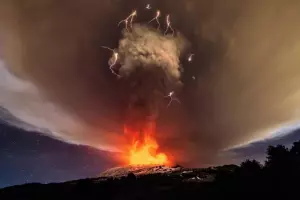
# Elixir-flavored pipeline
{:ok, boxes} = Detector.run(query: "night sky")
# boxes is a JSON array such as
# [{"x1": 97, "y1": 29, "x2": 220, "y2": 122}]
[{"x1": 0, "y1": 122, "x2": 116, "y2": 188}]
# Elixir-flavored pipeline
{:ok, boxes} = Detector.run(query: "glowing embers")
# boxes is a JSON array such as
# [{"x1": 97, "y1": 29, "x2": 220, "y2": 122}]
[{"x1": 124, "y1": 124, "x2": 169, "y2": 166}]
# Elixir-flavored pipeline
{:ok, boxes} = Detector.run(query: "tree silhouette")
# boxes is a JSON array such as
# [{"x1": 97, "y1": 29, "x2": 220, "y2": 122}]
[
  {"x1": 265, "y1": 145, "x2": 289, "y2": 169},
  {"x1": 290, "y1": 141, "x2": 300, "y2": 156},
  {"x1": 240, "y1": 159, "x2": 262, "y2": 173},
  {"x1": 238, "y1": 159, "x2": 263, "y2": 191},
  {"x1": 289, "y1": 141, "x2": 300, "y2": 178}
]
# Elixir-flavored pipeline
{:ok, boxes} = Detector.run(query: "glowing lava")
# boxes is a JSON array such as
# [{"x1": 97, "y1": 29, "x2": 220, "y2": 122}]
[
  {"x1": 129, "y1": 135, "x2": 168, "y2": 165},
  {"x1": 124, "y1": 123, "x2": 169, "y2": 166}
]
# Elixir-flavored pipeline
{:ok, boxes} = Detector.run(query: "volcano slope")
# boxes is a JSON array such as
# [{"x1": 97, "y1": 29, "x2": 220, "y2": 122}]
[
  {"x1": 0, "y1": 165, "x2": 219, "y2": 200},
  {"x1": 1, "y1": 158, "x2": 300, "y2": 199},
  {"x1": 0, "y1": 161, "x2": 288, "y2": 200}
]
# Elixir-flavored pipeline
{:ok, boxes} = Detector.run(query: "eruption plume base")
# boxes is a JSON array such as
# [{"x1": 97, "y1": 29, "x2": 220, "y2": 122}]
[{"x1": 124, "y1": 123, "x2": 170, "y2": 166}]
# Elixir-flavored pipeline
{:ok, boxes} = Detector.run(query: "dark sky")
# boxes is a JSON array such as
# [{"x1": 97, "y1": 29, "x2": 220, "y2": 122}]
[{"x1": 0, "y1": 122, "x2": 116, "y2": 188}]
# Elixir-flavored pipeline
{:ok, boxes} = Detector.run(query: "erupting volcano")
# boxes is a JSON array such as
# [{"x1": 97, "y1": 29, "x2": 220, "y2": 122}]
[
  {"x1": 105, "y1": 24, "x2": 186, "y2": 166},
  {"x1": 124, "y1": 123, "x2": 170, "y2": 166}
]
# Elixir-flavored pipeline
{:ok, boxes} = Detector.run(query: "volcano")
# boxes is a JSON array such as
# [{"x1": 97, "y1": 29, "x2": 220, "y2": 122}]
[
  {"x1": 98, "y1": 164, "x2": 215, "y2": 183},
  {"x1": 99, "y1": 165, "x2": 182, "y2": 178},
  {"x1": 0, "y1": 164, "x2": 222, "y2": 200}
]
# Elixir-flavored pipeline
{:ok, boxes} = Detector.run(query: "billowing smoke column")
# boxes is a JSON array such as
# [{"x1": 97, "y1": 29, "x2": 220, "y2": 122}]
[
  {"x1": 107, "y1": 24, "x2": 187, "y2": 165},
  {"x1": 111, "y1": 24, "x2": 186, "y2": 132}
]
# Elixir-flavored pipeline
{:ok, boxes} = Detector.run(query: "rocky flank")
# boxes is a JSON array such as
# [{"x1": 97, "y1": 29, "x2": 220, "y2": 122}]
[{"x1": 0, "y1": 165, "x2": 221, "y2": 200}]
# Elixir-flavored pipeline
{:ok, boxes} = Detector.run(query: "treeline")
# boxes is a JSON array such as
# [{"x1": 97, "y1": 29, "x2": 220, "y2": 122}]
[{"x1": 212, "y1": 140, "x2": 300, "y2": 198}]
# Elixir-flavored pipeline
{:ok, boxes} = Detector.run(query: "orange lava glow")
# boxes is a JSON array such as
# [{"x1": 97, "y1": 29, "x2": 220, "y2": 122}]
[
  {"x1": 124, "y1": 123, "x2": 169, "y2": 166},
  {"x1": 129, "y1": 135, "x2": 168, "y2": 165}
]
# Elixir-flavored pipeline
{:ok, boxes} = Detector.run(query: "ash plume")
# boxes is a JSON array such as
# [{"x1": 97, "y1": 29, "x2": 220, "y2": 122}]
[
  {"x1": 2, "y1": 0, "x2": 300, "y2": 166},
  {"x1": 110, "y1": 24, "x2": 187, "y2": 130}
]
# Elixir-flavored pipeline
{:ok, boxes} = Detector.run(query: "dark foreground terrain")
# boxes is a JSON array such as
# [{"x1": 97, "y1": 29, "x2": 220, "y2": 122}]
[{"x1": 2, "y1": 141, "x2": 300, "y2": 200}]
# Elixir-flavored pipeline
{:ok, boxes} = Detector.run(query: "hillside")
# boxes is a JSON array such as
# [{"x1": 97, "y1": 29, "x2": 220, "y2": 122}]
[{"x1": 0, "y1": 165, "x2": 224, "y2": 200}]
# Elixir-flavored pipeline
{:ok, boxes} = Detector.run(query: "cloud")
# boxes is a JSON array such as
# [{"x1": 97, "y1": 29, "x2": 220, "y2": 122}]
[
  {"x1": 0, "y1": 62, "x2": 119, "y2": 151},
  {"x1": 2, "y1": 0, "x2": 300, "y2": 166},
  {"x1": 229, "y1": 126, "x2": 300, "y2": 164},
  {"x1": 112, "y1": 24, "x2": 187, "y2": 129}
]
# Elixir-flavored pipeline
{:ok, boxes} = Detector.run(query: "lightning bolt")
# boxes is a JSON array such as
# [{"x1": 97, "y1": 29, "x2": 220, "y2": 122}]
[
  {"x1": 101, "y1": 46, "x2": 121, "y2": 77},
  {"x1": 188, "y1": 53, "x2": 194, "y2": 62},
  {"x1": 164, "y1": 91, "x2": 181, "y2": 108},
  {"x1": 164, "y1": 14, "x2": 175, "y2": 36},
  {"x1": 148, "y1": 10, "x2": 161, "y2": 30},
  {"x1": 118, "y1": 10, "x2": 137, "y2": 31}
]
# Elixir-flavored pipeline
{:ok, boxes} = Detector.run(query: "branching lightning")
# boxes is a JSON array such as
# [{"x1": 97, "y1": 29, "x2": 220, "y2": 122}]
[
  {"x1": 164, "y1": 91, "x2": 181, "y2": 108},
  {"x1": 148, "y1": 10, "x2": 161, "y2": 30},
  {"x1": 108, "y1": 8, "x2": 185, "y2": 105},
  {"x1": 164, "y1": 14, "x2": 175, "y2": 36},
  {"x1": 101, "y1": 46, "x2": 121, "y2": 77},
  {"x1": 118, "y1": 10, "x2": 137, "y2": 31}
]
